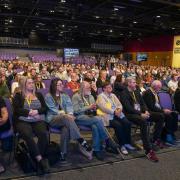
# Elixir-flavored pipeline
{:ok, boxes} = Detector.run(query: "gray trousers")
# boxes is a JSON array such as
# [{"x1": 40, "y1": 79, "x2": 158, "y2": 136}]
[{"x1": 49, "y1": 114, "x2": 81, "y2": 154}]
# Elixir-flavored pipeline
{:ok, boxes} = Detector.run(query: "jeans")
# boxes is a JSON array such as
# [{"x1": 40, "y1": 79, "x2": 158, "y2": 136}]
[
  {"x1": 76, "y1": 115, "x2": 108, "y2": 151},
  {"x1": 49, "y1": 114, "x2": 82, "y2": 154}
]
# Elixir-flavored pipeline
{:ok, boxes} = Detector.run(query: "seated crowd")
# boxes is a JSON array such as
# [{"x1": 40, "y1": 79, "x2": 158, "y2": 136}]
[{"x1": 0, "y1": 59, "x2": 179, "y2": 175}]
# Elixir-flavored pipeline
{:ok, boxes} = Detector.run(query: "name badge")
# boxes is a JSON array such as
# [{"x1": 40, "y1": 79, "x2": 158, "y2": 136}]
[
  {"x1": 134, "y1": 103, "x2": 141, "y2": 111},
  {"x1": 155, "y1": 103, "x2": 161, "y2": 109}
]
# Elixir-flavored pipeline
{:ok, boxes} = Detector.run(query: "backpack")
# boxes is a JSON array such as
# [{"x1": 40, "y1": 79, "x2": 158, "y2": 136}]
[
  {"x1": 15, "y1": 142, "x2": 37, "y2": 173},
  {"x1": 45, "y1": 141, "x2": 61, "y2": 166}
]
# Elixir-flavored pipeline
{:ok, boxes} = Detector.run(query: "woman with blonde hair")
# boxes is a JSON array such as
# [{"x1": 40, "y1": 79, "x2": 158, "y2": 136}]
[{"x1": 12, "y1": 77, "x2": 50, "y2": 175}]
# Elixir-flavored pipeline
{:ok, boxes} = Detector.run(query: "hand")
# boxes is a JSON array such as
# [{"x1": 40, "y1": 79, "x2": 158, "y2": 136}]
[
  {"x1": 163, "y1": 109, "x2": 171, "y2": 114},
  {"x1": 141, "y1": 113, "x2": 149, "y2": 120},
  {"x1": 66, "y1": 114, "x2": 75, "y2": 121},
  {"x1": 90, "y1": 103, "x2": 97, "y2": 110},
  {"x1": 29, "y1": 110, "x2": 38, "y2": 116},
  {"x1": 114, "y1": 108, "x2": 122, "y2": 117},
  {"x1": 145, "y1": 111, "x2": 150, "y2": 117}
]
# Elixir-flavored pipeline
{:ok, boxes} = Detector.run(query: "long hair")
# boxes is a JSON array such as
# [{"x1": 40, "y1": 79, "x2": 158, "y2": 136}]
[
  {"x1": 49, "y1": 78, "x2": 61, "y2": 103},
  {"x1": 20, "y1": 76, "x2": 36, "y2": 97}
]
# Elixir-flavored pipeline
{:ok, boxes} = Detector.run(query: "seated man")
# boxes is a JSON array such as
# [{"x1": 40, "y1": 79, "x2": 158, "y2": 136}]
[
  {"x1": 72, "y1": 81, "x2": 118, "y2": 160},
  {"x1": 96, "y1": 81, "x2": 135, "y2": 155},
  {"x1": 143, "y1": 80, "x2": 178, "y2": 145},
  {"x1": 120, "y1": 77, "x2": 163, "y2": 162},
  {"x1": 66, "y1": 72, "x2": 80, "y2": 93}
]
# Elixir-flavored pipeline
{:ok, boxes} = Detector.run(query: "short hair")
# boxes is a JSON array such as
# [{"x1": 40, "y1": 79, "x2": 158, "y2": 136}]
[
  {"x1": 125, "y1": 76, "x2": 136, "y2": 85},
  {"x1": 151, "y1": 80, "x2": 162, "y2": 88},
  {"x1": 102, "y1": 81, "x2": 111, "y2": 89}
]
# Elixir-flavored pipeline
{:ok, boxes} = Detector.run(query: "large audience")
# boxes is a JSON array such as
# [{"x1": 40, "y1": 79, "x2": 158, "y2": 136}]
[{"x1": 0, "y1": 58, "x2": 179, "y2": 175}]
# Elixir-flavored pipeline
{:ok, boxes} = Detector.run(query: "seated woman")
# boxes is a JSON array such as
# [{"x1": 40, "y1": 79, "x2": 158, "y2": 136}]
[
  {"x1": 12, "y1": 77, "x2": 50, "y2": 175},
  {"x1": 11, "y1": 73, "x2": 21, "y2": 95},
  {"x1": 34, "y1": 75, "x2": 46, "y2": 90},
  {"x1": 0, "y1": 96, "x2": 10, "y2": 174},
  {"x1": 45, "y1": 78, "x2": 92, "y2": 161}
]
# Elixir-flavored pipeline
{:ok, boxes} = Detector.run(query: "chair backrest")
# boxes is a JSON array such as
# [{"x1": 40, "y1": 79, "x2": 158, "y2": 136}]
[
  {"x1": 158, "y1": 92, "x2": 173, "y2": 110},
  {"x1": 36, "y1": 88, "x2": 49, "y2": 97},
  {"x1": 0, "y1": 98, "x2": 13, "y2": 139},
  {"x1": 42, "y1": 79, "x2": 51, "y2": 89},
  {"x1": 4, "y1": 98, "x2": 13, "y2": 126},
  {"x1": 63, "y1": 88, "x2": 73, "y2": 97}
]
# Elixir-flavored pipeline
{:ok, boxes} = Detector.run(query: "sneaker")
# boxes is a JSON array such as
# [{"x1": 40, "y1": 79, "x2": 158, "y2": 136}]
[
  {"x1": 79, "y1": 144, "x2": 93, "y2": 160},
  {"x1": 153, "y1": 139, "x2": 165, "y2": 149},
  {"x1": 93, "y1": 151, "x2": 105, "y2": 161},
  {"x1": 81, "y1": 141, "x2": 92, "y2": 152},
  {"x1": 146, "y1": 150, "x2": 159, "y2": 162},
  {"x1": 120, "y1": 146, "x2": 128, "y2": 155},
  {"x1": 124, "y1": 144, "x2": 136, "y2": 151}
]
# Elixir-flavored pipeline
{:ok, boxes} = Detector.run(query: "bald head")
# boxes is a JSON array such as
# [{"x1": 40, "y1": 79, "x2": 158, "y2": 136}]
[
  {"x1": 151, "y1": 80, "x2": 162, "y2": 92},
  {"x1": 81, "y1": 81, "x2": 91, "y2": 96}
]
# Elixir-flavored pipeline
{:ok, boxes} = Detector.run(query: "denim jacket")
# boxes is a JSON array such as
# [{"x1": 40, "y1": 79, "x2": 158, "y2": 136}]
[{"x1": 45, "y1": 93, "x2": 74, "y2": 123}]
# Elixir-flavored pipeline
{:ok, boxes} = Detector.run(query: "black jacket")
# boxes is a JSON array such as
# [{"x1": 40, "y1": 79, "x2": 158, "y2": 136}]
[
  {"x1": 12, "y1": 92, "x2": 47, "y2": 122},
  {"x1": 120, "y1": 88, "x2": 147, "y2": 115},
  {"x1": 143, "y1": 89, "x2": 163, "y2": 113},
  {"x1": 113, "y1": 82, "x2": 126, "y2": 100},
  {"x1": 174, "y1": 88, "x2": 180, "y2": 113}
]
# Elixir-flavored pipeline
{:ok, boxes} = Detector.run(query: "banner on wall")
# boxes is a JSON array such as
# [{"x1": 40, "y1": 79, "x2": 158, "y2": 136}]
[{"x1": 172, "y1": 36, "x2": 180, "y2": 68}]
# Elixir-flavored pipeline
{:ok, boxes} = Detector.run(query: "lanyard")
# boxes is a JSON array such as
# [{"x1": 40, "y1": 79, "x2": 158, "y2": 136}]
[
  {"x1": 26, "y1": 96, "x2": 32, "y2": 108},
  {"x1": 82, "y1": 95, "x2": 90, "y2": 106},
  {"x1": 131, "y1": 92, "x2": 137, "y2": 103},
  {"x1": 36, "y1": 82, "x2": 41, "y2": 89},
  {"x1": 102, "y1": 93, "x2": 116, "y2": 107}
]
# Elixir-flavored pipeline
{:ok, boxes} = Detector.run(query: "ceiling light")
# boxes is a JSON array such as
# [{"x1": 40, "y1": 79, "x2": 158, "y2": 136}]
[
  {"x1": 130, "y1": 0, "x2": 142, "y2": 2},
  {"x1": 60, "y1": 0, "x2": 66, "y2": 3},
  {"x1": 95, "y1": 16, "x2": 100, "y2": 19},
  {"x1": 109, "y1": 29, "x2": 113, "y2": 33},
  {"x1": 9, "y1": 19, "x2": 13, "y2": 23},
  {"x1": 133, "y1": 21, "x2": 137, "y2": 24},
  {"x1": 156, "y1": 15, "x2": 161, "y2": 18},
  {"x1": 114, "y1": 7, "x2": 119, "y2": 11},
  {"x1": 62, "y1": 24, "x2": 65, "y2": 27},
  {"x1": 4, "y1": 4, "x2": 8, "y2": 8},
  {"x1": 172, "y1": 27, "x2": 175, "y2": 29},
  {"x1": 50, "y1": 10, "x2": 54, "y2": 13}
]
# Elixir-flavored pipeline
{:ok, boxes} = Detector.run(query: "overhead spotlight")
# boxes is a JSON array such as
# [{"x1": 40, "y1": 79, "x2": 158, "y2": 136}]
[
  {"x1": 95, "y1": 16, "x2": 100, "y2": 19},
  {"x1": 156, "y1": 15, "x2": 161, "y2": 18},
  {"x1": 4, "y1": 4, "x2": 8, "y2": 8},
  {"x1": 50, "y1": 10, "x2": 54, "y2": 13},
  {"x1": 62, "y1": 24, "x2": 65, "y2": 27},
  {"x1": 60, "y1": 0, "x2": 66, "y2": 3},
  {"x1": 9, "y1": 19, "x2": 13, "y2": 23},
  {"x1": 109, "y1": 29, "x2": 113, "y2": 33},
  {"x1": 133, "y1": 21, "x2": 137, "y2": 24},
  {"x1": 114, "y1": 7, "x2": 119, "y2": 11}
]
